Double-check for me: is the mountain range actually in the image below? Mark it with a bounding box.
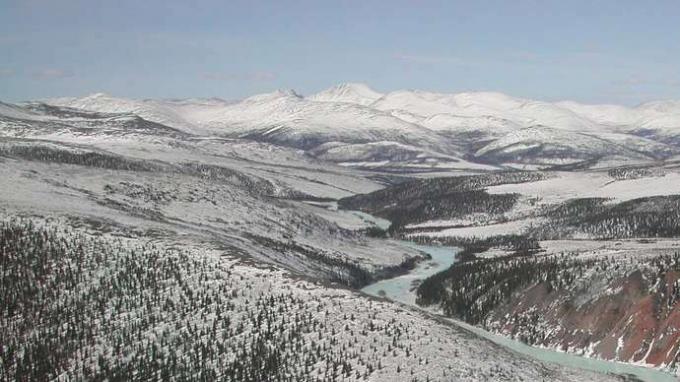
[25,83,680,171]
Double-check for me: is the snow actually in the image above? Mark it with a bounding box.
[371,90,527,119]
[296,201,392,231]
[34,83,680,170]
[555,101,644,127]
[405,214,496,229]
[308,83,383,106]
[407,219,534,239]
[487,170,680,204]
[46,93,196,132]
[539,239,680,258]
[420,114,521,137]
[0,101,46,121]
[473,126,661,165]
[595,172,680,200]
[312,140,498,170]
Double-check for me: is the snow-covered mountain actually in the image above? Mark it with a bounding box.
[30,84,680,170]
[47,93,196,132]
[308,82,384,105]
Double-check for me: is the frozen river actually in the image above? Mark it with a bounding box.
[361,241,677,382]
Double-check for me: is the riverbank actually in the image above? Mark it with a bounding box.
[361,241,678,382]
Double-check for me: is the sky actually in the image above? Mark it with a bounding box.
[1,0,679,105]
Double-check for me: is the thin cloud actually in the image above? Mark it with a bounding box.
[31,68,74,79]
[393,53,465,65]
[599,74,680,105]
[0,69,14,77]
[200,71,276,81]
[613,74,680,89]
[506,50,541,62]
[0,36,21,46]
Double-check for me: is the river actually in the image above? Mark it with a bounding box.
[361,241,677,382]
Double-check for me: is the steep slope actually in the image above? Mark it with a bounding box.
[416,246,680,371]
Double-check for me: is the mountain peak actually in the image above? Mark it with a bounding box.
[309,83,383,106]
[244,89,302,103]
[70,92,119,102]
[333,82,377,93]
[89,92,112,98]
[637,100,680,113]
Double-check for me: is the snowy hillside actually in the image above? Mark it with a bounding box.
[0,218,621,382]
[47,93,197,132]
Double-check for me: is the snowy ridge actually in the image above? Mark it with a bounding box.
[46,93,197,132]
[308,82,384,106]
[24,84,680,169]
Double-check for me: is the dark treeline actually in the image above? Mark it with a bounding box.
[607,166,658,180]
[340,171,546,215]
[385,191,519,233]
[339,171,546,232]
[0,144,163,172]
[416,250,680,327]
[244,233,373,288]
[408,234,540,262]
[244,233,424,288]
[182,162,298,198]
[416,254,595,324]
[530,195,680,240]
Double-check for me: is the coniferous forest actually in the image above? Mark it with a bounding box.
[1,219,477,382]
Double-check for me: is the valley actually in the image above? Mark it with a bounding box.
[360,241,676,382]
[3,84,680,381]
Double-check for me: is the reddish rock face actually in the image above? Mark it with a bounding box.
[486,269,680,370]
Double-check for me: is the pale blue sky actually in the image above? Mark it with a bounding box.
[1,0,679,105]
